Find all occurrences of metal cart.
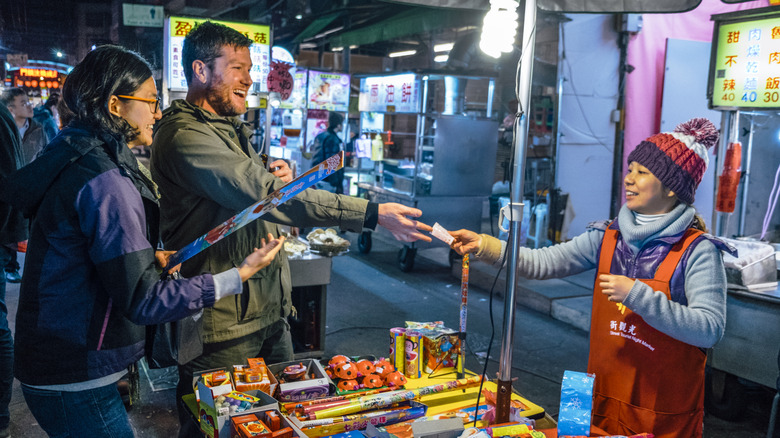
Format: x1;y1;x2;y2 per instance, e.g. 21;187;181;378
355;73;499;271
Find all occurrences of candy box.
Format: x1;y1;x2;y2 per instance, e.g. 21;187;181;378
233;357;279;397
195;368;235;403
197;377;278;438
268;359;334;402
231;409;307;438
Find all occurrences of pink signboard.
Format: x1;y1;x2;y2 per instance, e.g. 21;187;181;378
358;74;420;113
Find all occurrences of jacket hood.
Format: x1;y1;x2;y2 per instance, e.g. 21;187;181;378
0;123;147;218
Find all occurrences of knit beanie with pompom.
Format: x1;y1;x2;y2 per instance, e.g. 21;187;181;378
626;118;719;205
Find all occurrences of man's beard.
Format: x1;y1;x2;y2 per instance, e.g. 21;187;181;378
205;77;246;117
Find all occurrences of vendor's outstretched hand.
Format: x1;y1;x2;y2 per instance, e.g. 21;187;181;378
598;274;634;303
238;234;285;281
378;203;433;242
270;159;293;183
449;229;482;255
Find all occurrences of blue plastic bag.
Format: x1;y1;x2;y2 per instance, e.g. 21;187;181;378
558;370;595;437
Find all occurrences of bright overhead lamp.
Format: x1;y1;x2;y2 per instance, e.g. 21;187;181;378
388;50;417;58
479;0;518;58
299;42;316;49
434;54;449;63
434;43;454;52
331;46;344;52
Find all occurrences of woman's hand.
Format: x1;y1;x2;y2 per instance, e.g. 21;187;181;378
449;229;482;255
598;274;635;303
238;234;285;281
155;250;182;274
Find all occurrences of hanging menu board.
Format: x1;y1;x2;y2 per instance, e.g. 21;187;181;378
165;16;271;92
307;70;350;111
707;7;780;110
358;73;421;113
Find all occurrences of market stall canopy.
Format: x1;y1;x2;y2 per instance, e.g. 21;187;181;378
382;0;723;13
293;12;345;43
329;7;480;48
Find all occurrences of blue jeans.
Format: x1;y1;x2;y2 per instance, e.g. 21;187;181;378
21;383;134;438
0;247;12;431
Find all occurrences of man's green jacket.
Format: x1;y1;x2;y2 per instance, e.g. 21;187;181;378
151;99;373;343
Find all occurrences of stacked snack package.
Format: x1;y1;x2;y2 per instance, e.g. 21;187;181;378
233;357;273;395
405;321;460;374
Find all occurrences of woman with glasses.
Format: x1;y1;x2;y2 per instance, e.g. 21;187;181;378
0;45;285;437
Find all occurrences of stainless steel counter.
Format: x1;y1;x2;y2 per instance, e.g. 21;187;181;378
708;284;780;388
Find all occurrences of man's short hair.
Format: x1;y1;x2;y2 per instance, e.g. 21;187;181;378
328;112;344;130
182;21;253;84
0;88;27;108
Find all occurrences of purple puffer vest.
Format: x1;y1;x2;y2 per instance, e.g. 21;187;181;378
597;220;734;305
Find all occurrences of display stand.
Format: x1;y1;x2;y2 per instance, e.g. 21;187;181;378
288;254;332;359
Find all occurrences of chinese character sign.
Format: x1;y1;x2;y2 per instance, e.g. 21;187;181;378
711;15;780;109
359;74;420;113
166;16;270;92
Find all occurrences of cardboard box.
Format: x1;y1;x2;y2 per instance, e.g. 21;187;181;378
233;357;279;396
197;380;278;438
195;368;235;403
268;359;335;402
232;408;307;438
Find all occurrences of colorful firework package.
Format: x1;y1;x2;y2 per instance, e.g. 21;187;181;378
404;321;461;374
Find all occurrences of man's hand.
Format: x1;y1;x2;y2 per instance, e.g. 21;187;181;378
598;274;635;303
449;229;482;255
270;159;293;183
155;250;182;274
377;203;433;242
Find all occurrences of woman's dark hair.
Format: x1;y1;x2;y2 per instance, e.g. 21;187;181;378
182;21;252;84
62;45;153;142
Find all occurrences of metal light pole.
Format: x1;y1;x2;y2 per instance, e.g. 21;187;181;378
495;0;537;423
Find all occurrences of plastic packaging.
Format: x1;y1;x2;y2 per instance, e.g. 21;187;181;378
371;133;384;161
716;141;742;213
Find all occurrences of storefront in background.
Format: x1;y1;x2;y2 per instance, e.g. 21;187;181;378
4;60;71;103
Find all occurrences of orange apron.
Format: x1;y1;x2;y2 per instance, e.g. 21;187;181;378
587;228;706;438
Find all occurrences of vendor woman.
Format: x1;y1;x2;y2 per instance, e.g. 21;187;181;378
449;118;735;438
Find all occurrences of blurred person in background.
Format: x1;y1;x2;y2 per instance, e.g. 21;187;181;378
310;111;346;194
0;88;49;284
33;92;61;141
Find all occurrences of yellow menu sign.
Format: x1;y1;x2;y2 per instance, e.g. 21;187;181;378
710;13;780;109
166;16;271;92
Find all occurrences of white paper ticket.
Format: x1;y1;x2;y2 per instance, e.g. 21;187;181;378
431;222;454;245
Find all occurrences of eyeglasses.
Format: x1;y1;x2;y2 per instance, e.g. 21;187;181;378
116;95;161;113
